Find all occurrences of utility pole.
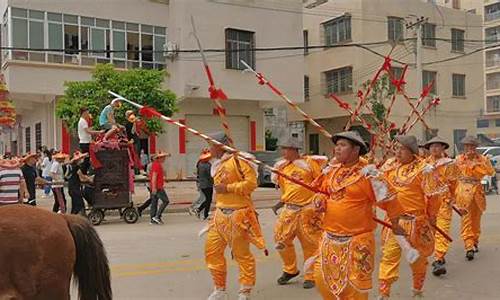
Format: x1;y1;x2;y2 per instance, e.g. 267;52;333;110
406;16;428;139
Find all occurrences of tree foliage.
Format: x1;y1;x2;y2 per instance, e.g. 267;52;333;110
56;64;177;134
362;73;396;128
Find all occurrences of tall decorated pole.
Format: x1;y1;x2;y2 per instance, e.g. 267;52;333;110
0;74;17;129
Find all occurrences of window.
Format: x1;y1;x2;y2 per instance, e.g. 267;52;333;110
477;119;490;128
388;17;404;42
141;24;154;69
422;23;436;47
486;49;500;67
422;70;437;94
452;0;460;9
390;66;404;80
487;95;500;113
453;129;467;154
225;28;255;70
496;119;500;127
48;13;63;63
451;29;464;52
486;26;500;44
35;122;42;150
452;74;465;97
485;2;500;22
303;30;309;55
324;67;352;95
25;127;31;153
304;75;310;101
486;72;500;90
309;134;319;155
323;15;351;46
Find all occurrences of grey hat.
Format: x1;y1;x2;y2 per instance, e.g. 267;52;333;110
461;135;479;146
331;131;368;155
278;136;302;149
424;136;449;150
395;135;418;154
209;131;230;146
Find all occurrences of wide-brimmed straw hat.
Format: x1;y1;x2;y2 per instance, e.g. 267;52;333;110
395;135;418;154
198;149;212;161
0;157;21;169
152;151;170;160
331;131;368;155
53;152;69;160
70;151;89;163
22;152;40;162
424;136;450;150
461;135;479;146
278;136;302;150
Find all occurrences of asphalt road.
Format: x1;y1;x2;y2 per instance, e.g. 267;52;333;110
58;189;500;299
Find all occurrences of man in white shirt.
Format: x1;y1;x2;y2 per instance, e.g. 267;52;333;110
78;107;103;173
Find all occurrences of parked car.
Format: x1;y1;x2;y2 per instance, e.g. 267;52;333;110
250;151;281;187
477;147;499;194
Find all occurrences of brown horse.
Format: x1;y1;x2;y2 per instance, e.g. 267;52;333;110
0;204;112;300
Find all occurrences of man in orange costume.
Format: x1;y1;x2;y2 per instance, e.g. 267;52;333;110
313;131;404;300
205;132;266;300
272;136;325;289
455;136;495;261
422;136;460;276
378;135;443;299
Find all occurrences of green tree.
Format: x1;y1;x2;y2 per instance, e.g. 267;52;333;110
56;64;177;134
265;129;278;151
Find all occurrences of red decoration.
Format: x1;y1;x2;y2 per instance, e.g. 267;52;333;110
139;106;162;119
0;74;16;128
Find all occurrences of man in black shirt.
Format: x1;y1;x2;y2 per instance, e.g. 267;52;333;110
66;151;92;215
21;153;43;206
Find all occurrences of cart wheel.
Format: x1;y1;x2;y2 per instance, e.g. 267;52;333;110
88;209;104;226
123;207;139;224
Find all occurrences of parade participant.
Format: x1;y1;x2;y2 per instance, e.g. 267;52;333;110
205;132;265;300
455;136;495;261
65;151;92;215
20;152;44;206
195;149;214;220
79;107;103;174
422;136;460;276
50;152;69;213
99;98;122;131
41;149;53;197
0;157;26;206
378;135;442;299
149;151;171;225
313;131;403;300
417;140;430;159
125;110;141;174
272;136;323;289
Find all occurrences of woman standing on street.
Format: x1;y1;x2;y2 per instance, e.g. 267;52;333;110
195;149;213;220
41;149;53;197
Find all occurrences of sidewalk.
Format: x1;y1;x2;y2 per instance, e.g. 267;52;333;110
36;181;280;214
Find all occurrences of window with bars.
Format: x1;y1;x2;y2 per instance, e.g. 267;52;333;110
323;15;351;46
35;122;41;150
324;67;352;95
225;28;255;70
422;70;437;94
25;126;31;153
309;134;319;155
388;17;404;43
422;23;436;47
452;74;465;97
303;30;309;55
304;75;310;101
451;28;465;52
477;119;489;128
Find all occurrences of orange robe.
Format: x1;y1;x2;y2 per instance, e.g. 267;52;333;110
204;153;264;293
378;158;444;296
313;160;402;300
455;153;495;251
273;156;325;281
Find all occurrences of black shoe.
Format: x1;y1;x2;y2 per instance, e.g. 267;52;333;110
474;244;479;253
138;208;143;217
277;271;300;285
432;260;447;276
303;280;315;289
466;250;475;261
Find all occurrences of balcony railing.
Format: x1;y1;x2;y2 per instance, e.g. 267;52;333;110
485;10;500;22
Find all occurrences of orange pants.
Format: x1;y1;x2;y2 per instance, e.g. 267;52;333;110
461;199;483;251
205;209;257;290
434;202;453;260
274;206;321;281
315;272;368;300
379;216;433;297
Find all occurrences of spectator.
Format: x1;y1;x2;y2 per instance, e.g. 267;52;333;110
65;151;92;215
195;149;213;220
41;150;53;197
0;157;26;206
137;161;152;217
78;107;103;174
125;110;142;174
149;151;170;225
21;153;44;206
50;152;68;213
140;149;150;172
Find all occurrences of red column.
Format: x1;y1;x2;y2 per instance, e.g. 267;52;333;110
150;135;157;154
179;119;186;154
61;124;70;154
250;121;256;151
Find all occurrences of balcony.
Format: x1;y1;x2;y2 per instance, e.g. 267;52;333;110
485;10;500;22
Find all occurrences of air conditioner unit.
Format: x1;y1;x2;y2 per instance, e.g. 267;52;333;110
164;41;178;59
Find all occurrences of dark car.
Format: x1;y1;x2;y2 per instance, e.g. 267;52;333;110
250;151;281;187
